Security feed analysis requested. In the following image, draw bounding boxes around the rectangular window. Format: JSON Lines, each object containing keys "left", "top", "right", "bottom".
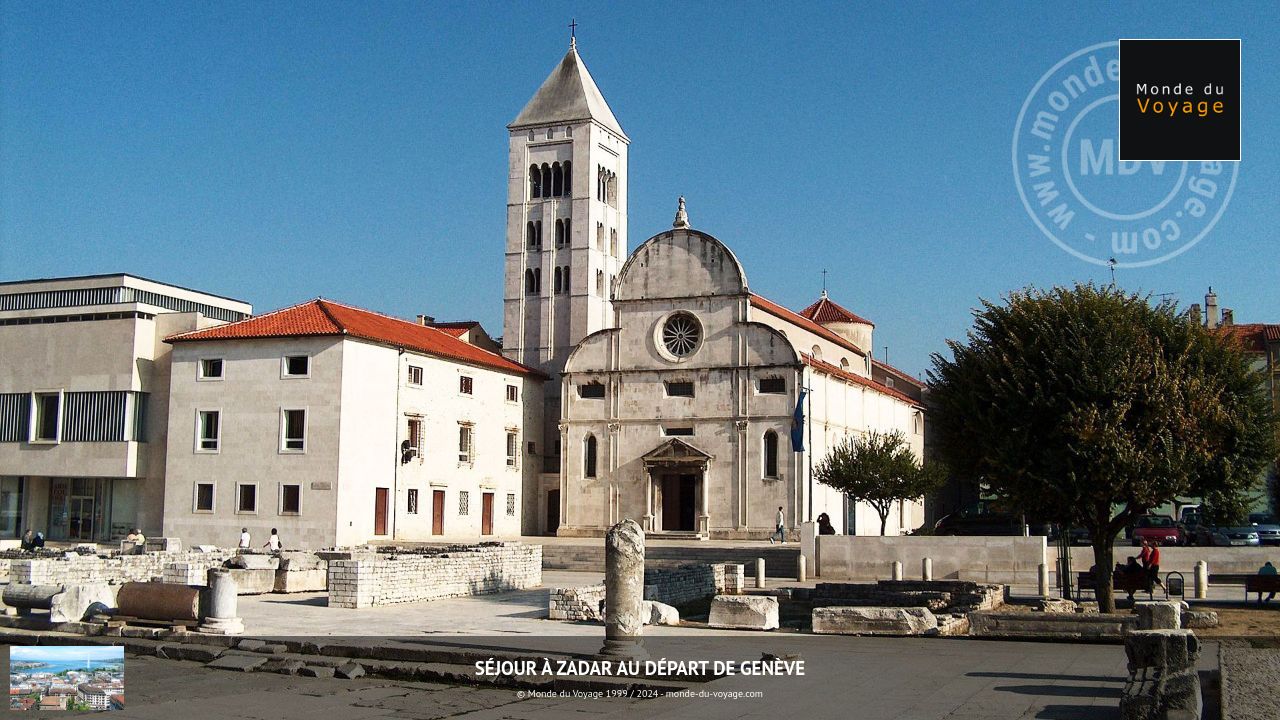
{"left": 663, "top": 427, "right": 694, "bottom": 437}
{"left": 507, "top": 493, "right": 516, "bottom": 516}
{"left": 280, "top": 484, "right": 301, "bottom": 515}
{"left": 281, "top": 409, "right": 306, "bottom": 452}
{"left": 458, "top": 490, "right": 470, "bottom": 516}
{"left": 197, "top": 410, "right": 220, "bottom": 452}
{"left": 194, "top": 483, "right": 215, "bottom": 513}
{"left": 459, "top": 376, "right": 473, "bottom": 395}
{"left": 506, "top": 431, "right": 518, "bottom": 467}
{"left": 236, "top": 483, "right": 257, "bottom": 513}
{"left": 458, "top": 424, "right": 473, "bottom": 464}
{"left": 578, "top": 382, "right": 605, "bottom": 399}
{"left": 527, "top": 440, "right": 536, "bottom": 455}
{"left": 665, "top": 381, "right": 695, "bottom": 398}
{"left": 506, "top": 384, "right": 519, "bottom": 402}
{"left": 32, "top": 392, "right": 60, "bottom": 442}
{"left": 885, "top": 377, "right": 896, "bottom": 389}
{"left": 405, "top": 416, "right": 423, "bottom": 462}
{"left": 407, "top": 365, "right": 423, "bottom": 386}
{"left": 407, "top": 488, "right": 419, "bottom": 514}
{"left": 198, "top": 358, "right": 224, "bottom": 380}
{"left": 757, "top": 377, "right": 786, "bottom": 394}
{"left": 283, "top": 355, "right": 310, "bottom": 378}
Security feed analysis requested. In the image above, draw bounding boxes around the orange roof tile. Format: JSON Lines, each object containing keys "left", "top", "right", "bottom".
{"left": 749, "top": 293, "right": 867, "bottom": 358}
{"left": 426, "top": 321, "right": 480, "bottom": 338}
{"left": 1220, "top": 323, "right": 1280, "bottom": 353}
{"left": 802, "top": 353, "right": 924, "bottom": 408}
{"left": 799, "top": 295, "right": 874, "bottom": 326}
{"left": 167, "top": 299, "right": 545, "bottom": 379}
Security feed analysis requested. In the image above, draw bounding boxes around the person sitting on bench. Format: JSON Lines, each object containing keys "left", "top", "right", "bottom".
{"left": 1121, "top": 556, "right": 1144, "bottom": 600}
{"left": 1258, "top": 561, "right": 1278, "bottom": 604}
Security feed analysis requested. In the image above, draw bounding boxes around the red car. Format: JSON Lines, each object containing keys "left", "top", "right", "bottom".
{"left": 1131, "top": 515, "right": 1185, "bottom": 546}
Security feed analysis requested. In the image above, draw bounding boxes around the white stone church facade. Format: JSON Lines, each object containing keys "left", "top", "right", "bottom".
{"left": 504, "top": 43, "right": 926, "bottom": 539}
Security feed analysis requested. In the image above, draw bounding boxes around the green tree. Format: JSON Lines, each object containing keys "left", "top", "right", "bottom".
{"left": 815, "top": 430, "right": 945, "bottom": 535}
{"left": 929, "top": 284, "right": 1276, "bottom": 612}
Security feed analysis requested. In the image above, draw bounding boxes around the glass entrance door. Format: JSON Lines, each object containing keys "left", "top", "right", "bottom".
{"left": 48, "top": 478, "right": 111, "bottom": 541}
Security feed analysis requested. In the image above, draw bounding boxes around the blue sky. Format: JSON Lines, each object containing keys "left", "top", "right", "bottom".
{"left": 2, "top": 2, "right": 1276, "bottom": 378}
{"left": 10, "top": 645, "right": 123, "bottom": 663}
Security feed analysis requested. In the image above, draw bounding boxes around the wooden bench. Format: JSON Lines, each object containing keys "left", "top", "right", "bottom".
{"left": 1076, "top": 570, "right": 1154, "bottom": 601}
{"left": 1244, "top": 575, "right": 1280, "bottom": 602}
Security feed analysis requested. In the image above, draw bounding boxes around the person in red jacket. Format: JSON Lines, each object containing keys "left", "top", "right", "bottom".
{"left": 1139, "top": 538, "right": 1163, "bottom": 588}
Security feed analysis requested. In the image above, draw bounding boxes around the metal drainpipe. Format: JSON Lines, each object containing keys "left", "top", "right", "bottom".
{"left": 392, "top": 347, "right": 405, "bottom": 540}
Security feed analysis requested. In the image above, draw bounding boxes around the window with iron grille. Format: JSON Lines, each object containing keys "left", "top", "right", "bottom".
{"left": 407, "top": 489, "right": 419, "bottom": 515}
{"left": 458, "top": 490, "right": 470, "bottom": 516}
{"left": 507, "top": 493, "right": 517, "bottom": 516}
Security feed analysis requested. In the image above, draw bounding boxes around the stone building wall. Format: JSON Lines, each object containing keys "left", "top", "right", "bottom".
{"left": 327, "top": 543, "right": 542, "bottom": 609}
{"left": 549, "top": 562, "right": 743, "bottom": 620}
{"left": 9, "top": 550, "right": 238, "bottom": 586}
{"left": 547, "top": 584, "right": 606, "bottom": 621}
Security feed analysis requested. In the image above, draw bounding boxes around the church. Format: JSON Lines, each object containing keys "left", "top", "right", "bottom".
{"left": 503, "top": 40, "right": 927, "bottom": 539}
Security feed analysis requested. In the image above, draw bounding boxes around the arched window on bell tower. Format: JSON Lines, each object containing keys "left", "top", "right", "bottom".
{"left": 563, "top": 160, "right": 571, "bottom": 194}
{"left": 584, "top": 434, "right": 598, "bottom": 478}
{"left": 529, "top": 165, "right": 541, "bottom": 199}
{"left": 552, "top": 163, "right": 563, "bottom": 197}
{"left": 541, "top": 164, "right": 552, "bottom": 197}
{"left": 553, "top": 267, "right": 562, "bottom": 294}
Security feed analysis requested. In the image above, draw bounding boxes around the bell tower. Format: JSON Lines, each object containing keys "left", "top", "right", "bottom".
{"left": 503, "top": 40, "right": 629, "bottom": 474}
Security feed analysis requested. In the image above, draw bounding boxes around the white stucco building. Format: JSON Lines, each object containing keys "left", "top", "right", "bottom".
{"left": 0, "top": 274, "right": 251, "bottom": 542}
{"left": 162, "top": 299, "right": 545, "bottom": 548}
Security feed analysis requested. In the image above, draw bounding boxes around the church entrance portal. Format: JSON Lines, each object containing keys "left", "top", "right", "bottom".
{"left": 659, "top": 474, "right": 698, "bottom": 532}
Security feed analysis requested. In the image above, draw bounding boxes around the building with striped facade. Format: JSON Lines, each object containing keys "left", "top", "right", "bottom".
{"left": 0, "top": 274, "right": 251, "bottom": 542}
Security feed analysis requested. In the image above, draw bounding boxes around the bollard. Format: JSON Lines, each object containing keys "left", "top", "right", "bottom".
{"left": 198, "top": 568, "right": 244, "bottom": 635}
{"left": 891, "top": 561, "right": 903, "bottom": 581}
{"left": 1194, "top": 560, "right": 1208, "bottom": 600}
{"left": 755, "top": 558, "right": 766, "bottom": 589}
{"left": 922, "top": 558, "right": 933, "bottom": 582}
{"left": 599, "top": 519, "right": 647, "bottom": 659}
{"left": 797, "top": 554, "right": 807, "bottom": 583}
{"left": 1038, "top": 563, "right": 1050, "bottom": 599}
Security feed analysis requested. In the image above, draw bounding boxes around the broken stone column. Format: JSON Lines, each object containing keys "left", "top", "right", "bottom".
{"left": 797, "top": 554, "right": 807, "bottom": 582}
{"left": 198, "top": 568, "right": 244, "bottom": 635}
{"left": 922, "top": 557, "right": 933, "bottom": 581}
{"left": 1193, "top": 561, "right": 1208, "bottom": 599}
{"left": 891, "top": 561, "right": 903, "bottom": 581}
{"left": 599, "top": 519, "right": 646, "bottom": 659}
{"left": 1038, "top": 563, "right": 1050, "bottom": 599}
{"left": 755, "top": 558, "right": 766, "bottom": 588}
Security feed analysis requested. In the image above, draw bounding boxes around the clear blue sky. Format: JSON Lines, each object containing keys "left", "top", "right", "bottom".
{"left": 2, "top": 2, "right": 1276, "bottom": 378}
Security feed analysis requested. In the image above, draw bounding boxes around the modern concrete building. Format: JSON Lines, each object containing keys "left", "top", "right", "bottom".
{"left": 162, "top": 299, "right": 545, "bottom": 548}
{"left": 0, "top": 274, "right": 251, "bottom": 542}
{"left": 555, "top": 213, "right": 926, "bottom": 539}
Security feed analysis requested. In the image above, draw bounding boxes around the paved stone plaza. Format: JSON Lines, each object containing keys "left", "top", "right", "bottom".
{"left": 107, "top": 635, "right": 1186, "bottom": 720}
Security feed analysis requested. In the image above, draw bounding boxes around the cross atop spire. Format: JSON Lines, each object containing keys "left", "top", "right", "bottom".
{"left": 569, "top": 18, "right": 577, "bottom": 49}
{"left": 820, "top": 269, "right": 828, "bottom": 299}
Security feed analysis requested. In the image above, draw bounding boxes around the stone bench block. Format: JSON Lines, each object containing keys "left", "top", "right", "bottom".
{"left": 812, "top": 606, "right": 938, "bottom": 636}
{"left": 643, "top": 600, "right": 680, "bottom": 626}
{"left": 1181, "top": 609, "right": 1218, "bottom": 629}
{"left": 1134, "top": 601, "right": 1182, "bottom": 631}
{"left": 708, "top": 595, "right": 778, "bottom": 630}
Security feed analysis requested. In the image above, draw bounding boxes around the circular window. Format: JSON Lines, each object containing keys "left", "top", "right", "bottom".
{"left": 661, "top": 313, "right": 701, "bottom": 358}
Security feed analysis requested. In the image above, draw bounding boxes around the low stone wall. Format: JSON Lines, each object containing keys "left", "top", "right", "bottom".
{"left": 10, "top": 550, "right": 238, "bottom": 586}
{"left": 969, "top": 610, "right": 1138, "bottom": 641}
{"left": 802, "top": 580, "right": 1004, "bottom": 614}
{"left": 812, "top": 535, "right": 1047, "bottom": 585}
{"left": 327, "top": 543, "right": 542, "bottom": 609}
{"left": 549, "top": 563, "right": 743, "bottom": 621}
{"left": 548, "top": 585, "right": 606, "bottom": 621}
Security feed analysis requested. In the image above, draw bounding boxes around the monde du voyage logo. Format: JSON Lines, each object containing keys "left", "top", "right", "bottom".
{"left": 1013, "top": 41, "right": 1240, "bottom": 268}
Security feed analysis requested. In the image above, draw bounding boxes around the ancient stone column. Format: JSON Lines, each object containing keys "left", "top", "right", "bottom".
{"left": 797, "top": 554, "right": 807, "bottom": 583}
{"left": 1194, "top": 561, "right": 1208, "bottom": 599}
{"left": 599, "top": 519, "right": 646, "bottom": 659}
{"left": 922, "top": 558, "right": 933, "bottom": 581}
{"left": 198, "top": 568, "right": 244, "bottom": 635}
{"left": 1038, "top": 563, "right": 1050, "bottom": 598}
{"left": 891, "top": 561, "right": 903, "bottom": 581}
{"left": 755, "top": 558, "right": 766, "bottom": 589}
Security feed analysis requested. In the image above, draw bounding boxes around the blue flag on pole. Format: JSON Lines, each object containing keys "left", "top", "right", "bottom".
{"left": 790, "top": 389, "right": 806, "bottom": 451}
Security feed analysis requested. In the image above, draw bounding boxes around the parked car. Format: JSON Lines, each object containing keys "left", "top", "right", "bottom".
{"left": 933, "top": 501, "right": 1052, "bottom": 536}
{"left": 1194, "top": 523, "right": 1261, "bottom": 547}
{"left": 1049, "top": 525, "right": 1093, "bottom": 545}
{"left": 1181, "top": 511, "right": 1204, "bottom": 544}
{"left": 1248, "top": 513, "right": 1280, "bottom": 546}
{"left": 1131, "top": 515, "right": 1186, "bottom": 546}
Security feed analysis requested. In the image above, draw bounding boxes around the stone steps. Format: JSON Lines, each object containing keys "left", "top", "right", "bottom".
{"left": 542, "top": 544, "right": 800, "bottom": 577}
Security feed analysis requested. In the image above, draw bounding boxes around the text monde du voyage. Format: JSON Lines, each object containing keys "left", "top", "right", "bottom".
{"left": 1134, "top": 83, "right": 1228, "bottom": 118}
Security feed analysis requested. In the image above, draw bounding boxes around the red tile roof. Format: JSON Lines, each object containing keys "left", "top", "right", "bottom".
{"left": 1220, "top": 323, "right": 1280, "bottom": 353}
{"left": 799, "top": 295, "right": 874, "bottom": 326}
{"left": 749, "top": 293, "right": 867, "bottom": 358}
{"left": 167, "top": 299, "right": 546, "bottom": 379}
{"left": 802, "top": 353, "right": 924, "bottom": 408}
{"left": 871, "top": 358, "right": 926, "bottom": 389}
{"left": 426, "top": 321, "right": 480, "bottom": 338}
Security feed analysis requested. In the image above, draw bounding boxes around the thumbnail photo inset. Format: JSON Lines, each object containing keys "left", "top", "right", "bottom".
{"left": 9, "top": 646, "right": 125, "bottom": 712}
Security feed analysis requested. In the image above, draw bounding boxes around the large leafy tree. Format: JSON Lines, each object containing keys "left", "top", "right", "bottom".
{"left": 929, "top": 284, "right": 1276, "bottom": 612}
{"left": 815, "top": 430, "right": 945, "bottom": 536}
